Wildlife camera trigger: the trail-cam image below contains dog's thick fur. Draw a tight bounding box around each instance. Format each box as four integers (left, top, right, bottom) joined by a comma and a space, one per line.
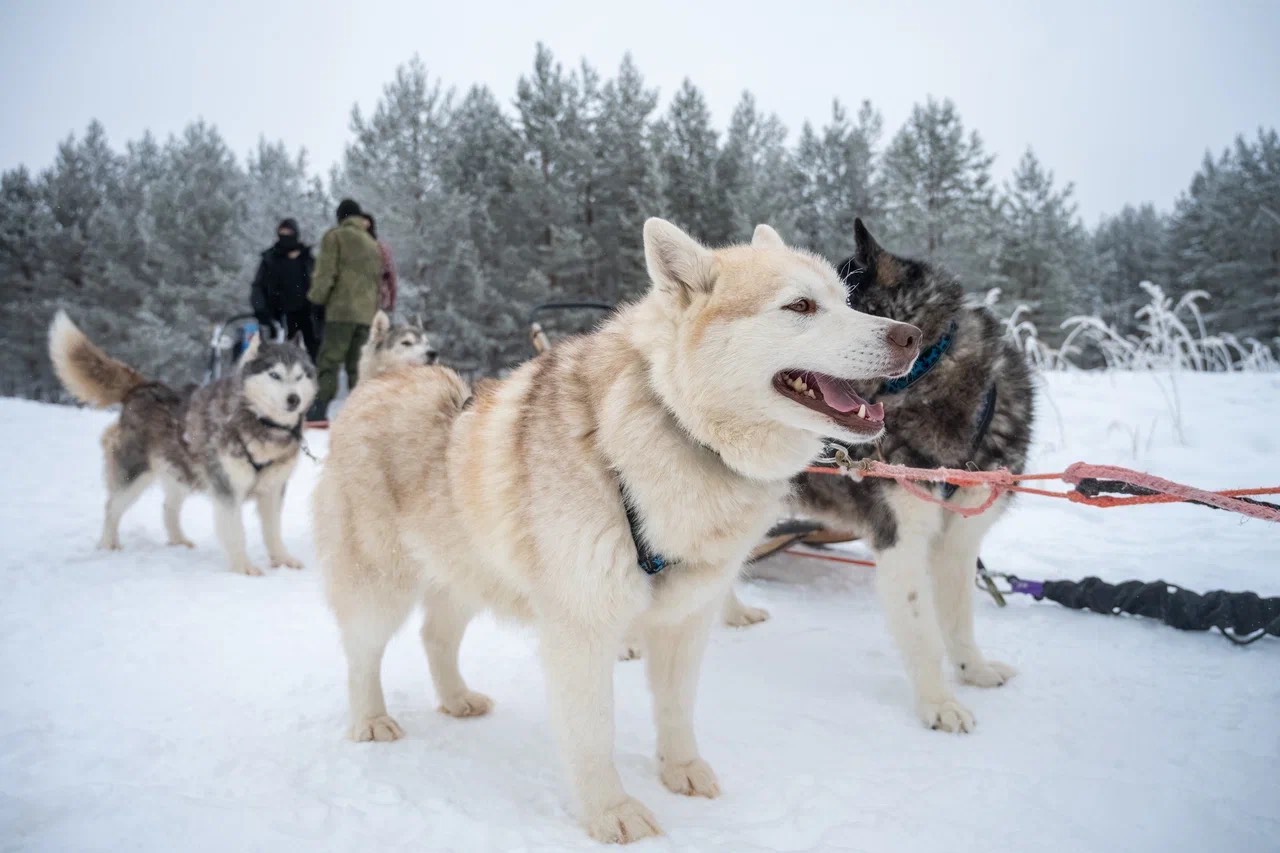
49, 312, 317, 575
791, 221, 1035, 733
314, 219, 919, 843
356, 310, 437, 380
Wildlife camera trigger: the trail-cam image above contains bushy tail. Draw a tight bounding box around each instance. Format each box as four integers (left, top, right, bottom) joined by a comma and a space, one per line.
48, 310, 148, 407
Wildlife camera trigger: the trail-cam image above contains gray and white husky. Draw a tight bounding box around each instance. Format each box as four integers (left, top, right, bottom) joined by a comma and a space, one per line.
48, 311, 317, 575
356, 310, 438, 381
791, 220, 1035, 733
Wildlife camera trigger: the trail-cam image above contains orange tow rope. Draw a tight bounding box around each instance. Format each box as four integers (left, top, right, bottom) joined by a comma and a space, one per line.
805, 459, 1280, 523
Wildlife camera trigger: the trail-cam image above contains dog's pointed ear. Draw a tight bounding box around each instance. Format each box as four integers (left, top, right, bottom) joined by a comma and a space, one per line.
644, 218, 715, 302
752, 224, 785, 250
853, 218, 883, 268
412, 312, 424, 331
238, 333, 261, 369
371, 310, 391, 340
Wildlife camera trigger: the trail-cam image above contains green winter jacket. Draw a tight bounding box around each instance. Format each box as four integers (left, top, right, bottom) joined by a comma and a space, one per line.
307, 217, 383, 324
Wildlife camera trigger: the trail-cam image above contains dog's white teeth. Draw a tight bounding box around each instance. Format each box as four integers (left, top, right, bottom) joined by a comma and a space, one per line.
805, 389, 816, 398
858, 404, 868, 419
791, 377, 807, 392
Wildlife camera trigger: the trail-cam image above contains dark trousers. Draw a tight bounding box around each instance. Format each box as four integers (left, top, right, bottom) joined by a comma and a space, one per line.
315, 321, 370, 405
280, 308, 321, 363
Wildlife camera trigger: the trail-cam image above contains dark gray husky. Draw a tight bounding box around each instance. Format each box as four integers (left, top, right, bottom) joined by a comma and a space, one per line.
792, 221, 1034, 733
49, 311, 317, 575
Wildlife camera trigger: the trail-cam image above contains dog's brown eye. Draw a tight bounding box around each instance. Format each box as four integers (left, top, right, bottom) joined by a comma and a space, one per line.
784, 298, 816, 314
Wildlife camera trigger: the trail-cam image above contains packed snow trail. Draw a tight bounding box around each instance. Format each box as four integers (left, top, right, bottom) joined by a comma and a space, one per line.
1, 372, 1278, 851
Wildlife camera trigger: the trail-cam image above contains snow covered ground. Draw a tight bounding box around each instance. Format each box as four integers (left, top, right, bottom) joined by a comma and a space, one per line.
1, 371, 1277, 852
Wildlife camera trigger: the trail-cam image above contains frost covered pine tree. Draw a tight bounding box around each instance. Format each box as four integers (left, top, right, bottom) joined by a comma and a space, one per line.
717, 92, 799, 243
651, 80, 728, 245
590, 54, 662, 304
0, 164, 55, 397
141, 122, 250, 378
792, 99, 883, 262
243, 140, 329, 261
880, 97, 999, 288
994, 148, 1092, 333
513, 44, 598, 298
1169, 129, 1280, 341
438, 83, 549, 369
1092, 204, 1172, 332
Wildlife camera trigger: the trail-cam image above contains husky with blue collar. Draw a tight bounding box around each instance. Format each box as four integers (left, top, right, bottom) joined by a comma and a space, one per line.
792, 220, 1035, 733
314, 219, 919, 843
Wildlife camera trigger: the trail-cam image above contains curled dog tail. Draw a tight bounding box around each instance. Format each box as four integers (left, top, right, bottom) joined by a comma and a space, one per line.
48, 310, 148, 407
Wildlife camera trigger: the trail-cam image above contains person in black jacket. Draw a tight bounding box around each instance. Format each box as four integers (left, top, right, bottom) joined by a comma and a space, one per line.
250, 218, 320, 361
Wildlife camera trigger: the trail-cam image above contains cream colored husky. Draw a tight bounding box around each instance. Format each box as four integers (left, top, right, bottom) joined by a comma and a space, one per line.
313, 219, 920, 843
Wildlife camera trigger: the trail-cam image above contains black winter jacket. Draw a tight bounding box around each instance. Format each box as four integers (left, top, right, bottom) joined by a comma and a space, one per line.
250, 243, 315, 322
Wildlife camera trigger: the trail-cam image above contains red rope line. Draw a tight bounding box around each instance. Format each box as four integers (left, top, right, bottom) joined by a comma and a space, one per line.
782, 547, 876, 568
804, 460, 1280, 523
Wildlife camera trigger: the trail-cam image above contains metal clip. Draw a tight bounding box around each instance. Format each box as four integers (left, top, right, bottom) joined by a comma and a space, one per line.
974, 558, 1007, 607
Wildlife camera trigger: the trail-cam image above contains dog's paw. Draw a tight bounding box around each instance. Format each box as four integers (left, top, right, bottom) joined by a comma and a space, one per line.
917, 697, 975, 733
231, 562, 264, 577
660, 757, 721, 798
584, 797, 663, 844
349, 715, 404, 742
617, 643, 643, 661
724, 603, 770, 628
167, 537, 195, 549
959, 659, 1017, 688
97, 539, 121, 551
270, 553, 304, 569
438, 690, 493, 718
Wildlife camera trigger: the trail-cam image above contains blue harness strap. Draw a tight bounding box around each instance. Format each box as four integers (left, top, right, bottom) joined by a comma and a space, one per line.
879, 320, 957, 394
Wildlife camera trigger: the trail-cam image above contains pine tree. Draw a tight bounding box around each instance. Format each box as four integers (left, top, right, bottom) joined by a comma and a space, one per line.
793, 99, 882, 261
0, 165, 53, 397
1169, 129, 1280, 340
1092, 204, 1171, 331
244, 140, 329, 256
139, 121, 249, 380
513, 44, 598, 297
880, 97, 998, 287
717, 92, 798, 242
652, 80, 726, 244
590, 54, 661, 303
995, 148, 1090, 330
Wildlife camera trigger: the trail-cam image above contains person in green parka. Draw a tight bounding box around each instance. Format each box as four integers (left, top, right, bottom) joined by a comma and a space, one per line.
306, 198, 383, 422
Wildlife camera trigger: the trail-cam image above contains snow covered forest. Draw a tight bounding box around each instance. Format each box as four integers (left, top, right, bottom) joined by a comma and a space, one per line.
2, 45, 1278, 399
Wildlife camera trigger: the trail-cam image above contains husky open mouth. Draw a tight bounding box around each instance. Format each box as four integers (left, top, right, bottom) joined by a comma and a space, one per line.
773, 370, 884, 434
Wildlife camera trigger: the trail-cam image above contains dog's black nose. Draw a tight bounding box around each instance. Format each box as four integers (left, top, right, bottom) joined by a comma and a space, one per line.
426, 350, 439, 364
286, 393, 300, 410
886, 322, 920, 351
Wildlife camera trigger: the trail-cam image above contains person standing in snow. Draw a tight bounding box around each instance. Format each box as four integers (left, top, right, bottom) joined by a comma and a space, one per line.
306, 199, 382, 422
249, 218, 319, 361
365, 212, 398, 313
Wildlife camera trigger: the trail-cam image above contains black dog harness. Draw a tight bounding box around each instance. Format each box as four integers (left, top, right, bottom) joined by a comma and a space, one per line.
235, 416, 304, 473
620, 484, 674, 576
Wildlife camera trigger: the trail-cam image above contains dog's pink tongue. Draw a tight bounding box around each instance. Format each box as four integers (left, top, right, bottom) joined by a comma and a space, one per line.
813, 374, 866, 413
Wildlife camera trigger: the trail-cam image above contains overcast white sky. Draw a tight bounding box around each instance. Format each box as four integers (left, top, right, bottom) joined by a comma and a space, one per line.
2, 0, 1277, 222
